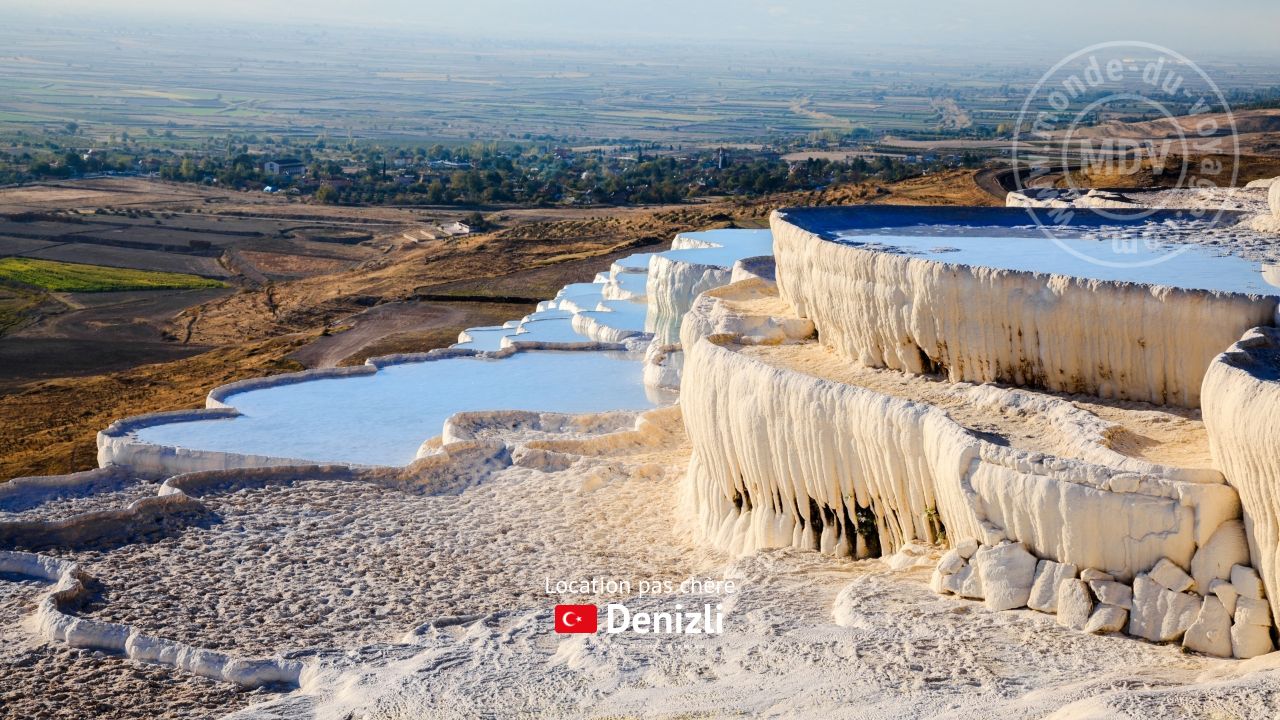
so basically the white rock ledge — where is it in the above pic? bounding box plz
[681,337,1237,576]
[1203,326,1280,628]
[770,208,1277,407]
[0,550,306,688]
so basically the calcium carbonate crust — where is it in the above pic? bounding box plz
[1203,326,1280,627]
[1,404,680,687]
[770,209,1277,407]
[681,337,1238,578]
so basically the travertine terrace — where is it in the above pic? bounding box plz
[6,183,1280,716]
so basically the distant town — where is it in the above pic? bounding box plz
[0,130,987,207]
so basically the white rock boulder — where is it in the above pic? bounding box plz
[1182,596,1233,657]
[1270,180,1280,218]
[1129,575,1200,642]
[1149,558,1195,594]
[1231,564,1266,599]
[973,542,1038,611]
[949,564,984,600]
[1209,578,1239,616]
[1084,605,1129,634]
[930,568,948,595]
[1080,569,1115,583]
[1088,580,1133,609]
[1028,559,1078,614]
[1236,595,1273,628]
[1190,521,1250,595]
[938,550,966,576]
[955,538,980,559]
[1232,621,1275,659]
[961,568,985,599]
[1057,579,1094,631]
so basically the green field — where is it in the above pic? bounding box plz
[0,257,226,292]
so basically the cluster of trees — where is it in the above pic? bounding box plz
[306,146,960,207]
[0,148,139,183]
[1,128,979,206]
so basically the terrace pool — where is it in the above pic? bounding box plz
[666,229,774,267]
[135,351,669,467]
[784,206,1278,295]
[453,326,516,352]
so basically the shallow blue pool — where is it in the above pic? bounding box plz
[136,351,669,466]
[665,229,774,267]
[783,206,1277,296]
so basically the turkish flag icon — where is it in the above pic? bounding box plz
[554,604,599,634]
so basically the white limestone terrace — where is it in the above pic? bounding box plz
[676,261,1279,659]
[10,203,1280,713]
[1007,185,1269,214]
[773,205,1279,407]
[672,198,1280,660]
[95,228,773,474]
[450,233,768,352]
[103,349,669,471]
[645,229,773,346]
[678,272,1235,564]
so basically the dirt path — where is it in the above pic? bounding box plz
[287,302,471,368]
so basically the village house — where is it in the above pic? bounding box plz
[263,158,306,177]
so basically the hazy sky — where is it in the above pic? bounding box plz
[9,0,1280,58]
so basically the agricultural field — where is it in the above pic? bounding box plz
[0,178,421,390]
[0,257,226,292]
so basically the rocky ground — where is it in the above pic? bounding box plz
[2,404,1278,718]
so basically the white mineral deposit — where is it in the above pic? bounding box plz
[6,201,1280,719]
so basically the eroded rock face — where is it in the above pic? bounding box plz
[1270,181,1280,218]
[682,339,1234,574]
[1203,328,1280,625]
